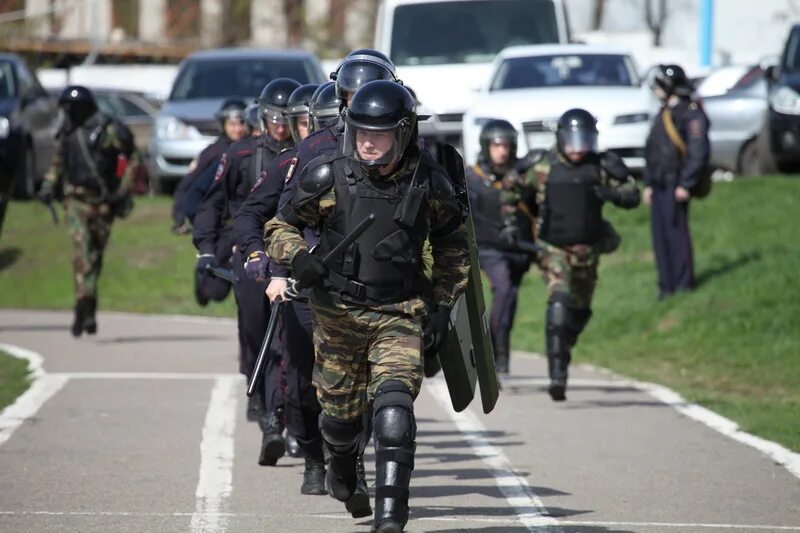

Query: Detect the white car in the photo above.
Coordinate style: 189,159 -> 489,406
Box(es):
462,44 -> 653,171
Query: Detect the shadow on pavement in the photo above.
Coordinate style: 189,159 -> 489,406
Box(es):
0,247 -> 21,271
0,324 -> 69,332
96,334 -> 229,344
428,526 -> 635,533
411,505 -> 592,520
424,439 -> 527,450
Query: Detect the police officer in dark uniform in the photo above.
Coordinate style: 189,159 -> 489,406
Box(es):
264,80 -> 470,533
529,108 -> 640,400
39,85 -> 138,337
466,120 -> 536,375
233,82 -> 330,495
193,78 -> 298,466
171,98 -> 248,234
644,64 -> 710,299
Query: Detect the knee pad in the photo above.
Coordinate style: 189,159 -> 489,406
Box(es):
546,292 -> 572,357
319,414 -> 361,453
373,381 -> 415,448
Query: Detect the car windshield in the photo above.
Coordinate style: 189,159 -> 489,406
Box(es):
170,57 -> 317,100
783,29 -> 800,72
491,54 -> 638,90
0,61 -> 16,99
390,0 -> 559,67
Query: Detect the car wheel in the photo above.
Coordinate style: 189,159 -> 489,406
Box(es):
11,144 -> 37,199
738,140 -> 763,177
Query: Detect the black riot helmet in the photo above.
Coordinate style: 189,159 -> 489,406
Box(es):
650,64 -> 692,98
331,49 -> 398,103
286,83 -> 319,143
343,80 -> 416,170
258,78 -> 301,127
556,108 -> 598,161
58,85 -> 98,128
308,82 -> 340,134
243,102 -> 261,134
478,119 -> 518,166
215,98 -> 246,125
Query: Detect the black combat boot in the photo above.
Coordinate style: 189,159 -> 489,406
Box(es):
71,298 -> 89,337
325,448 -> 372,518
246,389 -> 266,423
258,409 -> 285,466
494,337 -> 510,376
546,293 -> 572,402
300,442 -> 327,495
83,297 -> 97,335
547,355 -> 569,402
285,433 -> 304,458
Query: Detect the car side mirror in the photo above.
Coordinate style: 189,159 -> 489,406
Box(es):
765,65 -> 777,82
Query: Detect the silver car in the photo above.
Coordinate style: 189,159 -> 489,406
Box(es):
701,66 -> 768,176
149,48 -> 326,194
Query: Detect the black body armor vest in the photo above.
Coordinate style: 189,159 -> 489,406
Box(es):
317,157 -> 430,304
538,156 -> 604,246
62,114 -> 124,195
470,165 -> 534,250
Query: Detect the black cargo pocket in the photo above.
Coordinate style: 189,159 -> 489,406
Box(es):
373,230 -> 416,265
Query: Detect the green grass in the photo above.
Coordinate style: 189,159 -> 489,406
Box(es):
0,179 -> 799,452
0,196 -> 236,317
0,350 -> 32,411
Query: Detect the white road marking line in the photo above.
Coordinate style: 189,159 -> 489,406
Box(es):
512,353 -> 800,481
0,343 -> 69,448
190,376 -> 239,533
51,372 -> 243,380
428,378 -> 558,530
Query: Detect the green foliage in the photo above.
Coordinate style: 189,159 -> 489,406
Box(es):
0,351 -> 31,411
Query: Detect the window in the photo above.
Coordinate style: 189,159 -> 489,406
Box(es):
117,96 -> 151,117
782,29 -> 800,72
390,0 -> 559,67
170,58 -> 319,100
491,54 -> 638,91
0,61 -> 16,99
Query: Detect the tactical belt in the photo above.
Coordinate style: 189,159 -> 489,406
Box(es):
327,270 -> 419,302
64,184 -> 105,203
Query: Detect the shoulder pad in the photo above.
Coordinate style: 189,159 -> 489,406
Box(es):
515,148 -> 547,172
430,169 -> 455,201
600,151 -> 629,180
299,159 -> 334,195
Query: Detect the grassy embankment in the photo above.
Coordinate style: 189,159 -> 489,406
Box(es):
0,350 -> 31,411
0,179 -> 798,450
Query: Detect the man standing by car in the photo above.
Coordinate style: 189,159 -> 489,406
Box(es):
38,85 -> 139,337
529,108 -> 640,401
644,64 -> 710,299
466,120 -> 536,375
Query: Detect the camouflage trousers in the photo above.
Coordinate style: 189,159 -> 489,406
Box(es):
65,197 -> 113,301
535,220 -> 621,309
309,291 -> 424,421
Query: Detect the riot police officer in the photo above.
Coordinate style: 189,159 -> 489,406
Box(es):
171,98 -> 247,234
644,64 -> 710,299
466,120 -> 536,375
529,108 -> 640,401
193,78 -> 298,465
39,85 -> 138,337
264,80 -> 469,532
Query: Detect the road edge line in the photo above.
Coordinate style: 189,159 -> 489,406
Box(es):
0,343 -> 69,448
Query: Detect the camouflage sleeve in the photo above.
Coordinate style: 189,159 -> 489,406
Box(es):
601,153 -> 640,209
428,195 -> 470,308
264,188 -> 334,267
104,121 -> 140,194
43,135 -> 64,191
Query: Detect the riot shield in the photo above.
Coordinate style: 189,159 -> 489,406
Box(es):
435,143 -> 500,414
437,293 -> 477,412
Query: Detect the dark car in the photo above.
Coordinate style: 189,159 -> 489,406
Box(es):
764,24 -> 800,172
0,54 -> 58,200
149,48 -> 326,194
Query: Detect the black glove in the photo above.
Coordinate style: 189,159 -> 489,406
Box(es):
498,225 -> 520,248
196,254 -> 216,275
595,185 -> 621,203
109,193 -> 134,218
424,306 -> 451,355
291,250 -> 328,289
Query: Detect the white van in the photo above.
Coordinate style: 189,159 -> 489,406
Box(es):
374,0 -> 570,146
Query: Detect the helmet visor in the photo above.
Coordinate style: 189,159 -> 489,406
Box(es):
343,122 -> 402,168
262,106 -> 289,125
288,112 -> 310,143
336,63 -> 394,98
558,128 -> 598,155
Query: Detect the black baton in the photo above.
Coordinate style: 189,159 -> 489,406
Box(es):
246,299 -> 284,398
203,264 -> 237,284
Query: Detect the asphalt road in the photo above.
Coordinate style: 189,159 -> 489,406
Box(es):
1,309 -> 799,533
